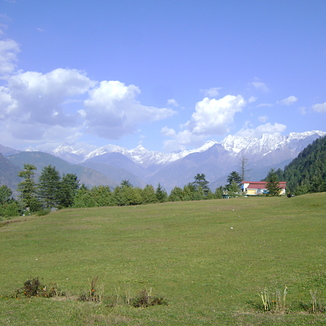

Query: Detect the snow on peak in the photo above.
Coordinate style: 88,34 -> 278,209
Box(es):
50,130 -> 326,165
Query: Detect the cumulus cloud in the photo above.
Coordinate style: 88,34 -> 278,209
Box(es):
236,122 -> 287,138
161,94 -> 246,151
0,39 -> 20,75
279,95 -> 298,106
83,80 -> 176,139
312,102 -> 326,113
0,72 -> 176,145
187,95 -> 246,135
0,68 -> 94,145
4,68 -> 94,124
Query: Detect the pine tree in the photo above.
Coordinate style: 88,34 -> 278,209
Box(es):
38,165 -> 61,208
155,183 -> 168,203
141,185 -> 158,204
59,174 -> 80,207
192,173 -> 209,196
266,169 -> 282,196
17,164 -> 40,211
0,185 -> 12,205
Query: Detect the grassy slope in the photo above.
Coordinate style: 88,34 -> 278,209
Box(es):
1,194 -> 325,325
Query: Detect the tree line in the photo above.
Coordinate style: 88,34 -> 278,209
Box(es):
2,145 -> 324,218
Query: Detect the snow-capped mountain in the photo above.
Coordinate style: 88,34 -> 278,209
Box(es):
50,130 -> 326,167
1,130 -> 325,192
46,130 -> 326,191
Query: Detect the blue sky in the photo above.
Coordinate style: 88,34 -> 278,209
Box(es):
0,0 -> 325,153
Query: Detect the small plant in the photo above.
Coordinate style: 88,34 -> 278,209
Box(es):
131,288 -> 168,308
16,278 -> 65,298
257,285 -> 288,312
78,276 -> 103,302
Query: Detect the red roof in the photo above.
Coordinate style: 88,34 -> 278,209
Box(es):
243,181 -> 286,189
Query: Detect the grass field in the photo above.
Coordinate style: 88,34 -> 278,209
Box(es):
1,193 -> 325,325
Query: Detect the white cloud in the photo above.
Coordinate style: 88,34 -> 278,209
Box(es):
0,66 -> 177,147
201,87 -> 221,98
167,98 -> 178,107
161,94 -> 246,150
188,95 -> 246,135
0,68 -> 94,145
312,102 -> 326,113
256,103 -> 272,108
258,115 -> 269,123
4,68 -> 94,124
251,81 -> 269,92
236,122 -> 287,138
161,126 -> 176,137
279,95 -> 298,106
83,80 -> 176,139
162,129 -> 206,152
248,96 -> 257,103
0,39 -> 20,75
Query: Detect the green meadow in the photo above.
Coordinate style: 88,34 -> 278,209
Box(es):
1,193 -> 325,325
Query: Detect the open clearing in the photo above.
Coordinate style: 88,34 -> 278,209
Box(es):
1,193 -> 325,325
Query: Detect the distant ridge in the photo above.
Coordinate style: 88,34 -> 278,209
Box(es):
1,130 -> 325,192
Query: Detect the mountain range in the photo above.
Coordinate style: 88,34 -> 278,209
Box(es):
1,130 -> 325,193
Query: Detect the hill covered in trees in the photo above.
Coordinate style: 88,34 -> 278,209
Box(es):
278,136 -> 326,195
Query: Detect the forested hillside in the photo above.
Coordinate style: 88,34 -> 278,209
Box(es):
282,136 -> 326,194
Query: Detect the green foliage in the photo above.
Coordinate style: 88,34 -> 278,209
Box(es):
192,173 -> 209,194
38,165 -> 61,208
227,171 -> 242,188
214,186 -> 224,199
0,200 -> 20,217
17,164 -> 39,211
141,185 -> 158,204
90,186 -> 114,206
283,136 -> 326,195
59,174 -> 80,208
73,186 -> 98,208
155,183 -> 168,203
0,185 -> 12,205
266,169 -> 282,196
168,186 -> 184,201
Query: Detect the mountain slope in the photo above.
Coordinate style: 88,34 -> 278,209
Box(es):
7,152 -> 118,189
283,135 -> 326,193
0,153 -> 20,192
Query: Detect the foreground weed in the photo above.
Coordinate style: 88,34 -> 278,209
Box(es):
16,277 -> 65,298
257,285 -> 288,313
78,276 -> 103,303
299,289 -> 326,313
131,288 -> 168,308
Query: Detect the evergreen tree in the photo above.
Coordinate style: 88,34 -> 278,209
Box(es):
283,136 -> 326,194
141,185 -> 158,204
192,173 -> 209,192
91,186 -> 114,206
169,186 -> 184,201
17,164 -> 40,211
0,185 -> 13,205
121,179 -> 133,187
73,185 -> 97,208
155,183 -> 168,203
59,174 -> 80,207
266,169 -> 282,196
38,165 -> 61,208
226,171 -> 242,189
214,186 -> 223,199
